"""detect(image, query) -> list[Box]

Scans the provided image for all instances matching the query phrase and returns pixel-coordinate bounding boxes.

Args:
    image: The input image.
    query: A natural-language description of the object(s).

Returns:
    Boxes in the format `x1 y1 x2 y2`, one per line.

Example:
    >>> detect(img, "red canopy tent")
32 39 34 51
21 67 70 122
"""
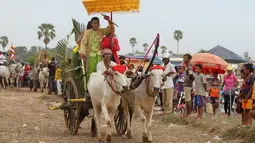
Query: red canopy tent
190 53 229 74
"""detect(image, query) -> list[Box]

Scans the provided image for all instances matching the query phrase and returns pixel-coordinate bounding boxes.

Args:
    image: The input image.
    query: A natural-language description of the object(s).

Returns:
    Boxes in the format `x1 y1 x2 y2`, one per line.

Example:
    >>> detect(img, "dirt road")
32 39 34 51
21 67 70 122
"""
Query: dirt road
0 90 221 143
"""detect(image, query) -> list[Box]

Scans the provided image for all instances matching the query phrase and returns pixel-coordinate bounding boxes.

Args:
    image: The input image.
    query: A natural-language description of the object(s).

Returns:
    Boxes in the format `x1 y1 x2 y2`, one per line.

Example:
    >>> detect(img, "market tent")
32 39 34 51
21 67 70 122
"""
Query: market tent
208 45 247 63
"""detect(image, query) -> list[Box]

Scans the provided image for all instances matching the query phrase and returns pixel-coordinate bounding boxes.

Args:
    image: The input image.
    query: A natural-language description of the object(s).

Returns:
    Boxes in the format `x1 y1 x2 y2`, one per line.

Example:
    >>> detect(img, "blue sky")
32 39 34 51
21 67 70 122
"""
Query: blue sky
1 0 255 58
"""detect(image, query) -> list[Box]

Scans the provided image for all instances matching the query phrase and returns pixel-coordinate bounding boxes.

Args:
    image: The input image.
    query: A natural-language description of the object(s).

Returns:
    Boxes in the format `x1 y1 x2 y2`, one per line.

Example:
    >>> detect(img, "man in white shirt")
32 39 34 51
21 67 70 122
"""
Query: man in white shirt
96 48 117 74
161 53 176 114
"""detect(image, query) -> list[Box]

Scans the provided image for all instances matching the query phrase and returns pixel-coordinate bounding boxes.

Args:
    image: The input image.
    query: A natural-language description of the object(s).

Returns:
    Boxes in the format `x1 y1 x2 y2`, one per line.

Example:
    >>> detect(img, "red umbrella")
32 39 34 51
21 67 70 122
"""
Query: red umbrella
190 53 229 74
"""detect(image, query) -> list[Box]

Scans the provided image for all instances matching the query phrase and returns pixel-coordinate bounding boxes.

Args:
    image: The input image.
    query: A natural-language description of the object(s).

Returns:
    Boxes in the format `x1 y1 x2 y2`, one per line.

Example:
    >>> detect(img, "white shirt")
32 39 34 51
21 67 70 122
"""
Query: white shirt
2 55 7 63
161 62 176 89
96 61 117 74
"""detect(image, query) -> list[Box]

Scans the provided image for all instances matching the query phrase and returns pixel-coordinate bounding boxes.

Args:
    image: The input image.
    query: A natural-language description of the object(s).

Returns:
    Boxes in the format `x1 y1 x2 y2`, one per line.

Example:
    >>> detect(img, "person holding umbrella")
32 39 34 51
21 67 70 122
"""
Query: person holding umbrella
79 16 114 80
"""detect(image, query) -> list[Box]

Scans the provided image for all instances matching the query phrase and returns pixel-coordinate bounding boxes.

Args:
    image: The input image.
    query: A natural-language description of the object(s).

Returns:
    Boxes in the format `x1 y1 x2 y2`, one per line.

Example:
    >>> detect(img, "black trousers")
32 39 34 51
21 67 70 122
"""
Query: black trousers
224 94 235 116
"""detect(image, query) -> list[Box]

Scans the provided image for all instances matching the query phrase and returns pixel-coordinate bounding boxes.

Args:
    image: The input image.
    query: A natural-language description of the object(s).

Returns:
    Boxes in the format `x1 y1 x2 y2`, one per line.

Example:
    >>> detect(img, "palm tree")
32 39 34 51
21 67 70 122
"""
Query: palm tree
160 46 167 55
37 23 56 48
129 37 137 55
143 43 149 53
173 30 183 55
0 36 9 52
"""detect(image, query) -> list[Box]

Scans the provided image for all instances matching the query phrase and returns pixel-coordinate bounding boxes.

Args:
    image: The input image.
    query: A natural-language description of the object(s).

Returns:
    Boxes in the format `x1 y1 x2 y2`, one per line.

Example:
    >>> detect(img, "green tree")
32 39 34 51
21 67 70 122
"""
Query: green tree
143 43 149 53
0 36 9 52
129 37 137 55
37 23 56 48
198 49 208 53
160 46 167 55
14 46 28 61
173 30 183 55
135 50 144 55
243 52 252 62
27 46 39 57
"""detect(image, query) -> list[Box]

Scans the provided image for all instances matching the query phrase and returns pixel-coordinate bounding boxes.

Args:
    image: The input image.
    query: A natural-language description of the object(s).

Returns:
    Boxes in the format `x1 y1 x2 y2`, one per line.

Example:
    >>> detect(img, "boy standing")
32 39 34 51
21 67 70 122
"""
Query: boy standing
194 64 207 120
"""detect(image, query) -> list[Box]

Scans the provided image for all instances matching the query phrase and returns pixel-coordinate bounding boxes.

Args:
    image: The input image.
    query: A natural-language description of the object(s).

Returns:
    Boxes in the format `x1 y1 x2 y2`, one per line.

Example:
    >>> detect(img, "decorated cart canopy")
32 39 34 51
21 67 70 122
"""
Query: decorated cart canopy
82 0 140 14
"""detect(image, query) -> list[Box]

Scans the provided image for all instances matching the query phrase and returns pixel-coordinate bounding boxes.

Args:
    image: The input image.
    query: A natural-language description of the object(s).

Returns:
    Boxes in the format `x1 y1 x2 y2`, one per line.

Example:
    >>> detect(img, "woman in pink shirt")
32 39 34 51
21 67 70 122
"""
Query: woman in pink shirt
222 66 238 117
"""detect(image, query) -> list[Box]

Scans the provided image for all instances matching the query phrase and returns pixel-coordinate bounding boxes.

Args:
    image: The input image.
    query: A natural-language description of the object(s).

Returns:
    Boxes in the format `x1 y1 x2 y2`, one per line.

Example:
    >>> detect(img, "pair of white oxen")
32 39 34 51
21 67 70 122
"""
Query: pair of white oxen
0 63 23 89
88 64 165 143
0 64 49 92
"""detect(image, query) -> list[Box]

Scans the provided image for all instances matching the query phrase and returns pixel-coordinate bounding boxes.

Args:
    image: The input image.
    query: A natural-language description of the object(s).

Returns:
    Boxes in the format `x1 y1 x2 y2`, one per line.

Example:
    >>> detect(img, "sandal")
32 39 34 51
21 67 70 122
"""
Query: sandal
243 125 251 128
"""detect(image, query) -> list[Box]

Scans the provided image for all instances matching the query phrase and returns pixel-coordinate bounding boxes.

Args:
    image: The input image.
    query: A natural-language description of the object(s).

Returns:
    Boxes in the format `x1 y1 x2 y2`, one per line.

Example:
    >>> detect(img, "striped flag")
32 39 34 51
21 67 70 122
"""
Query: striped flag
9 44 15 61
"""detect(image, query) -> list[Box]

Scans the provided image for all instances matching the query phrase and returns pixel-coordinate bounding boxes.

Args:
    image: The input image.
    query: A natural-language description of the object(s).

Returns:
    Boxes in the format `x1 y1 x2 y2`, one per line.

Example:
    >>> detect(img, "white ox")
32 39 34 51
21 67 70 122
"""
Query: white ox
38 67 49 92
122 68 164 142
88 66 128 143
0 66 10 89
9 63 23 87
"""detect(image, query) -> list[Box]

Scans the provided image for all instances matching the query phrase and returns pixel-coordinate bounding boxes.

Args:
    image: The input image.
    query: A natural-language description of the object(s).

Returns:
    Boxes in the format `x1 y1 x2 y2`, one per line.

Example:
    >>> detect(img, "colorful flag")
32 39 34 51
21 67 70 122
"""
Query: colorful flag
9 44 15 61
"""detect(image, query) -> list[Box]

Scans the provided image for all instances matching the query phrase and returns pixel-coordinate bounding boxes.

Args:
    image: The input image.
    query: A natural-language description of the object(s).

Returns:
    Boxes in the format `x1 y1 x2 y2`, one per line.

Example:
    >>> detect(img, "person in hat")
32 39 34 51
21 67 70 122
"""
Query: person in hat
101 34 120 64
209 82 220 117
96 48 117 74
222 65 239 118
161 53 176 114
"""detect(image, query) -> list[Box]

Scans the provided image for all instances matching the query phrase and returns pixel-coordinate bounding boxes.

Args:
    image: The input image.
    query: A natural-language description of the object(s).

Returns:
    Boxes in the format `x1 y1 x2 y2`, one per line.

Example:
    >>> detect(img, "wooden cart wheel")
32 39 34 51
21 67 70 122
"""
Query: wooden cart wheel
114 102 128 136
63 78 80 135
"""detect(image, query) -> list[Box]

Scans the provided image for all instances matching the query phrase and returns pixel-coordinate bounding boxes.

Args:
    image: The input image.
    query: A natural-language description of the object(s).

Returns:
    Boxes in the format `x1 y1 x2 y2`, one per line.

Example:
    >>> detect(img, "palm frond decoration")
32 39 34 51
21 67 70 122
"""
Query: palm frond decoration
56 35 70 62
71 18 85 42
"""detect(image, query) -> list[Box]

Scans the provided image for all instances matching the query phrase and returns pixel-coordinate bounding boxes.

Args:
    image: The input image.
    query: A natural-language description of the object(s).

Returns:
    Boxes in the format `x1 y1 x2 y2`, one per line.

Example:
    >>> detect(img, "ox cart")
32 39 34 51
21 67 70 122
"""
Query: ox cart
54 0 158 139
31 50 50 92
53 0 141 137
56 23 129 137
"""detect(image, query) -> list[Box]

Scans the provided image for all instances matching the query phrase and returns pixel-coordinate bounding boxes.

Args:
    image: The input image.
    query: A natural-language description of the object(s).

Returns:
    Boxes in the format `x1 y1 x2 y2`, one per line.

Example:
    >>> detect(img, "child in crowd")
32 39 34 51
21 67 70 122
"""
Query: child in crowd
54 65 62 95
209 82 220 117
194 64 207 120
175 65 185 99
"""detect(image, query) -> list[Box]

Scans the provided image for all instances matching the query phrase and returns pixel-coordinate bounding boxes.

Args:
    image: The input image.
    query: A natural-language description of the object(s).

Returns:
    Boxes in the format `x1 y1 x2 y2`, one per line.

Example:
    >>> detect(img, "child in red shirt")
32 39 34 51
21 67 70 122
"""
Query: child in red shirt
101 34 120 64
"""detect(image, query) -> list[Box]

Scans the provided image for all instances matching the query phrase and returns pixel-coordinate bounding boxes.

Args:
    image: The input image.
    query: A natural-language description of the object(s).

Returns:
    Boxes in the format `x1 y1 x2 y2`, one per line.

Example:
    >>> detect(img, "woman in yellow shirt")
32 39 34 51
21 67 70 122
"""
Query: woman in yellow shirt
54 66 62 95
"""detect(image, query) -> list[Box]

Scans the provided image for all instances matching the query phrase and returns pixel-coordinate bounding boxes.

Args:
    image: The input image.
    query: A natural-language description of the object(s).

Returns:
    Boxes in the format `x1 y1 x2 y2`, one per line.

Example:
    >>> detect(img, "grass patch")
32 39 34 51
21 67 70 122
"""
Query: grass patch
161 114 255 142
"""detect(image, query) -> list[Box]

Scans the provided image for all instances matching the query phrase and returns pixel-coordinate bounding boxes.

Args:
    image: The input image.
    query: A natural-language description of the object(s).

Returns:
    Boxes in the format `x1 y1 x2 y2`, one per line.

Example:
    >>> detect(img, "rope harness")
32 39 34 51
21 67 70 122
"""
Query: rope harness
104 75 122 96
145 76 158 98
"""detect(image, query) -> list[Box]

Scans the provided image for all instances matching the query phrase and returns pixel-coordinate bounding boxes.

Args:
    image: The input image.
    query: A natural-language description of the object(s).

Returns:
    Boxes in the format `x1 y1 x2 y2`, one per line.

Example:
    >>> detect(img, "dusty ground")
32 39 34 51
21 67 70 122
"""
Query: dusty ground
0 89 242 143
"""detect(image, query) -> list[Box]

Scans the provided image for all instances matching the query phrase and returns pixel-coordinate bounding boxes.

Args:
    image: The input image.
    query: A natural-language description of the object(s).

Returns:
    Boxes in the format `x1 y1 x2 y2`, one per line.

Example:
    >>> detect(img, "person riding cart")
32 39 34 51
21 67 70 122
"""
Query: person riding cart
79 16 114 80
